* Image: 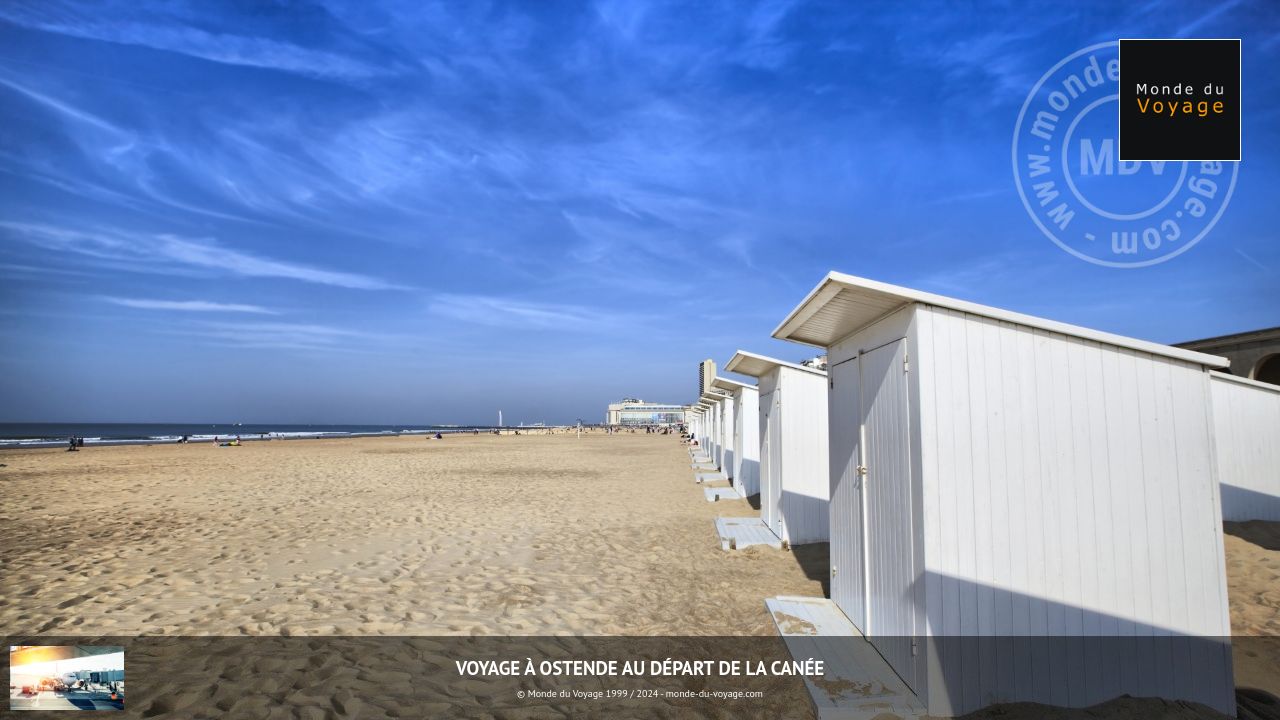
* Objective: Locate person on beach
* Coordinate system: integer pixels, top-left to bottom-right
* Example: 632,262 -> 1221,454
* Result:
67,436 -> 78,452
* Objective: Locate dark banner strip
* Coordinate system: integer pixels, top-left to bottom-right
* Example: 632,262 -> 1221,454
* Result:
5,636 -> 1278,718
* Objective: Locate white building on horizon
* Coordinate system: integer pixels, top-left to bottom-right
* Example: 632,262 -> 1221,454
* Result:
604,398 -> 687,426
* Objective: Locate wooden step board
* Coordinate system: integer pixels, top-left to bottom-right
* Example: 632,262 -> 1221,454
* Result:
703,485 -> 743,502
713,516 -> 783,551
764,596 -> 926,720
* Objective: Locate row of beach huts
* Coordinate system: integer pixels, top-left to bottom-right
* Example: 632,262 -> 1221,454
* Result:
680,272 -> 1280,719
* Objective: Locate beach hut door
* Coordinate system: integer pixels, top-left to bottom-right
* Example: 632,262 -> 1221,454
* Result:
829,356 -> 867,632
765,392 -> 784,536
732,398 -> 742,484
860,338 -> 921,693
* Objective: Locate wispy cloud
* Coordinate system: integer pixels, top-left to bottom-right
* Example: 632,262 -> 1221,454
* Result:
0,4 -> 399,80
716,234 -> 757,268
1,222 -> 406,290
428,294 -> 645,333
1234,248 -> 1269,272
0,261 -> 97,278
189,320 -> 371,351
0,0 -> 1274,423
1174,0 -> 1244,37
0,76 -> 126,135
101,297 -> 277,314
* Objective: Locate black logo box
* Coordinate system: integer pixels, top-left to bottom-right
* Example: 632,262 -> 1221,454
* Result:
1119,39 -> 1241,161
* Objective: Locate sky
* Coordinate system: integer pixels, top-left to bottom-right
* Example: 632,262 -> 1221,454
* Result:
10,650 -> 124,681
1,0 -> 1277,425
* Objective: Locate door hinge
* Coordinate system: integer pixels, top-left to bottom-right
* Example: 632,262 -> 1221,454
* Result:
829,378 -> 834,389
911,639 -> 919,656
904,352 -> 910,373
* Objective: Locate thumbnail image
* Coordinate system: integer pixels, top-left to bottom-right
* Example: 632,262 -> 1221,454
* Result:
9,646 -> 123,712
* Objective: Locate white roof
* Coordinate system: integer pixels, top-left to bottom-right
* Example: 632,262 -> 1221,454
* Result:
724,350 -> 827,378
772,271 -> 1229,368
701,387 -> 730,399
711,376 -> 756,392
1211,370 -> 1280,394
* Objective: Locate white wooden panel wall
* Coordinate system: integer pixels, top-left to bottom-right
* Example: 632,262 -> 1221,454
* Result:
721,397 -> 732,471
711,403 -> 721,467
759,387 -> 781,533
779,366 -> 830,544
1211,373 -> 1280,521
758,373 -> 783,534
716,401 -> 726,469
734,386 -> 760,496
722,395 -> 736,479
914,305 -> 1234,716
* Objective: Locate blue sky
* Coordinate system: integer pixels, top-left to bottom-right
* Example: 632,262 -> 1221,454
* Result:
1,0 -> 1277,425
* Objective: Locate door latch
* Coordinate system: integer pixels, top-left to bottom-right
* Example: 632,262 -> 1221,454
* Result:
856,465 -> 868,476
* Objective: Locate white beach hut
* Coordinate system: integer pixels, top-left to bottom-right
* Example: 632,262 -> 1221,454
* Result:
706,394 -> 721,467
712,376 -> 760,497
723,351 -> 829,545
688,406 -> 704,451
713,386 -> 736,475
694,390 -> 733,485
692,395 -> 720,465
1210,371 -> 1280,521
690,404 -> 712,461
694,396 -> 713,461
701,389 -> 732,471
766,271 -> 1236,716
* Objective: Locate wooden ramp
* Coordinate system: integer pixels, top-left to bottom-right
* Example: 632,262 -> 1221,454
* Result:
765,596 -> 926,720
704,485 -> 743,502
713,516 -> 783,550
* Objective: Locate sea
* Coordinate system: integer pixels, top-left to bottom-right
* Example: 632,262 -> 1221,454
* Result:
0,423 -> 506,448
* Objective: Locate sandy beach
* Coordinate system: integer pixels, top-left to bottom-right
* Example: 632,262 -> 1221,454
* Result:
0,433 -> 825,637
2,433 -> 1277,719
1223,521 -> 1280,708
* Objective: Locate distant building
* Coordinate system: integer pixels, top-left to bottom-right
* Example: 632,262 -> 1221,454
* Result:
698,359 -> 716,395
1177,326 -> 1280,386
605,399 -> 688,426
